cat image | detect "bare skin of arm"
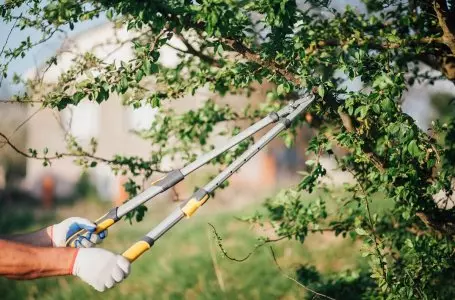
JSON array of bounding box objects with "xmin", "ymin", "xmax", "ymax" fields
[
  {"xmin": 0, "ymin": 239, "xmax": 77, "ymax": 279},
  {"xmin": 0, "ymin": 227, "xmax": 52, "ymax": 247}
]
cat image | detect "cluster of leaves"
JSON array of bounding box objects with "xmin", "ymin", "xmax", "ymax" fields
[
  {"xmin": 296, "ymin": 266, "xmax": 377, "ymax": 299},
  {"xmin": 265, "ymin": 188, "xmax": 328, "ymax": 241},
  {"xmin": 2, "ymin": 0, "xmax": 455, "ymax": 298}
]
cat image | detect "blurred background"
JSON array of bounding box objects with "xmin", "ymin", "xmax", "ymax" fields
[{"xmin": 1, "ymin": 1, "xmax": 455, "ymax": 299}]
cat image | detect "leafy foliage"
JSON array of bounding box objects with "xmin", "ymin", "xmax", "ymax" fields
[{"xmin": 1, "ymin": 0, "xmax": 455, "ymax": 298}]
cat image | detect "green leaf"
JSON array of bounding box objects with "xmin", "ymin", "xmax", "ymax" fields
[
  {"xmin": 151, "ymin": 95, "xmax": 160, "ymax": 108},
  {"xmin": 119, "ymin": 76, "xmax": 129, "ymax": 93},
  {"xmin": 362, "ymin": 251, "xmax": 371, "ymax": 257},
  {"xmin": 135, "ymin": 69, "xmax": 144, "ymax": 82},
  {"xmin": 150, "ymin": 63, "xmax": 158, "ymax": 74},
  {"xmin": 427, "ymin": 158, "xmax": 436, "ymax": 168},
  {"xmin": 277, "ymin": 84, "xmax": 285, "ymax": 95},
  {"xmin": 407, "ymin": 140, "xmax": 421, "ymax": 157},
  {"xmin": 106, "ymin": 9, "xmax": 113, "ymax": 20},
  {"xmin": 305, "ymin": 159, "xmax": 316, "ymax": 167},
  {"xmin": 143, "ymin": 59, "xmax": 152, "ymax": 75},
  {"xmin": 217, "ymin": 44, "xmax": 224, "ymax": 55},
  {"xmin": 372, "ymin": 104, "xmax": 380, "ymax": 114},
  {"xmin": 72, "ymin": 91, "xmax": 85, "ymax": 103},
  {"xmin": 210, "ymin": 11, "xmax": 218, "ymax": 25},
  {"xmin": 402, "ymin": 210, "xmax": 410, "ymax": 220},
  {"xmin": 355, "ymin": 228, "xmax": 368, "ymax": 236},
  {"xmin": 318, "ymin": 85, "xmax": 325, "ymax": 98},
  {"xmin": 405, "ymin": 239, "xmax": 414, "ymax": 249}
]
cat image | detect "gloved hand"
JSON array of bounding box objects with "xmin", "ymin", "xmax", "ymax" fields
[
  {"xmin": 72, "ymin": 248, "xmax": 131, "ymax": 292},
  {"xmin": 50, "ymin": 217, "xmax": 108, "ymax": 248}
]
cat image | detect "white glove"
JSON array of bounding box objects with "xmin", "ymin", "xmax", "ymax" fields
[
  {"xmin": 51, "ymin": 217, "xmax": 108, "ymax": 247},
  {"xmin": 72, "ymin": 248, "xmax": 131, "ymax": 292}
]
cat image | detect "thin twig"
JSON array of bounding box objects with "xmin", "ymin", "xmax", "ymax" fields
[
  {"xmin": 208, "ymin": 223, "xmax": 288, "ymax": 262},
  {"xmin": 269, "ymin": 247, "xmax": 335, "ymax": 300},
  {"xmin": 0, "ymin": 131, "xmax": 167, "ymax": 173},
  {"xmin": 0, "ymin": 14, "xmax": 20, "ymax": 58},
  {"xmin": 0, "ymin": 28, "xmax": 63, "ymax": 86},
  {"xmin": 171, "ymin": 186, "xmax": 181, "ymax": 202},
  {"xmin": 207, "ymin": 228, "xmax": 226, "ymax": 292},
  {"xmin": 364, "ymin": 195, "xmax": 387, "ymax": 280},
  {"xmin": 150, "ymin": 28, "xmax": 170, "ymax": 53},
  {"xmin": 352, "ymin": 175, "xmax": 388, "ymax": 283},
  {"xmin": 10, "ymin": 107, "xmax": 43, "ymax": 137},
  {"xmin": 0, "ymin": 130, "xmax": 107, "ymax": 161},
  {"xmin": 100, "ymin": 29, "xmax": 154, "ymax": 61},
  {"xmin": 0, "ymin": 108, "xmax": 42, "ymax": 151},
  {"xmin": 0, "ymin": 100, "xmax": 44, "ymax": 104}
]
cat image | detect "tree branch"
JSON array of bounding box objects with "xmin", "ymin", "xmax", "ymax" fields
[
  {"xmin": 208, "ymin": 222, "xmax": 289, "ymax": 263},
  {"xmin": 174, "ymin": 32, "xmax": 222, "ymax": 67},
  {"xmin": 332, "ymin": 113, "xmax": 386, "ymax": 173},
  {"xmin": 0, "ymin": 13, "xmax": 20, "ymax": 58},
  {"xmin": 221, "ymin": 38, "xmax": 302, "ymax": 85},
  {"xmin": 217, "ymin": 37, "xmax": 391, "ymax": 175},
  {"xmin": 305, "ymin": 37, "xmax": 444, "ymax": 56},
  {"xmin": 0, "ymin": 131, "xmax": 109, "ymax": 162},
  {"xmin": 149, "ymin": 27, "xmax": 170, "ymax": 53},
  {"xmin": 434, "ymin": 0, "xmax": 455, "ymax": 54},
  {"xmin": 0, "ymin": 99, "xmax": 44, "ymax": 104},
  {"xmin": 416, "ymin": 210, "xmax": 455, "ymax": 237},
  {"xmin": 0, "ymin": 131, "xmax": 168, "ymax": 173}
]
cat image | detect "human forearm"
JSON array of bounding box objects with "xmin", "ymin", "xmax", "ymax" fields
[
  {"xmin": 0, "ymin": 239, "xmax": 76, "ymax": 279},
  {"xmin": 0, "ymin": 227, "xmax": 52, "ymax": 247},
  {"xmin": 0, "ymin": 217, "xmax": 108, "ymax": 248},
  {"xmin": 0, "ymin": 239, "xmax": 131, "ymax": 291}
]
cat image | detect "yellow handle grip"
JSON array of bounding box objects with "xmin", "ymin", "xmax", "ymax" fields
[
  {"xmin": 181, "ymin": 195, "xmax": 209, "ymax": 217},
  {"xmin": 95, "ymin": 218, "xmax": 115, "ymax": 233},
  {"xmin": 122, "ymin": 241, "xmax": 151, "ymax": 262}
]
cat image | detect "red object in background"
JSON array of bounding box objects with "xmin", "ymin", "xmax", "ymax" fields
[
  {"xmin": 262, "ymin": 152, "xmax": 277, "ymax": 186},
  {"xmin": 42, "ymin": 175, "xmax": 55, "ymax": 209},
  {"xmin": 305, "ymin": 112, "xmax": 313, "ymax": 124},
  {"xmin": 115, "ymin": 176, "xmax": 129, "ymax": 206}
]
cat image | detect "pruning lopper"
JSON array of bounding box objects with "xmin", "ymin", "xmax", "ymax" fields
[{"xmin": 66, "ymin": 92, "xmax": 315, "ymax": 262}]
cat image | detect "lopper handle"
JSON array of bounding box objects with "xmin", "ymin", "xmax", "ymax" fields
[
  {"xmin": 122, "ymin": 238, "xmax": 154, "ymax": 262},
  {"xmin": 65, "ymin": 208, "xmax": 118, "ymax": 247},
  {"xmin": 64, "ymin": 173, "xmax": 181, "ymax": 248},
  {"xmin": 120, "ymin": 189, "xmax": 210, "ymax": 262}
]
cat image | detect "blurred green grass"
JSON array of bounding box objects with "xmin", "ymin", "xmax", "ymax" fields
[{"xmin": 0, "ymin": 189, "xmax": 382, "ymax": 300}]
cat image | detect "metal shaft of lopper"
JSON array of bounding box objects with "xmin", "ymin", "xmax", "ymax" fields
[
  {"xmin": 122, "ymin": 94, "xmax": 315, "ymax": 262},
  {"xmin": 65, "ymin": 101, "xmax": 303, "ymax": 247}
]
